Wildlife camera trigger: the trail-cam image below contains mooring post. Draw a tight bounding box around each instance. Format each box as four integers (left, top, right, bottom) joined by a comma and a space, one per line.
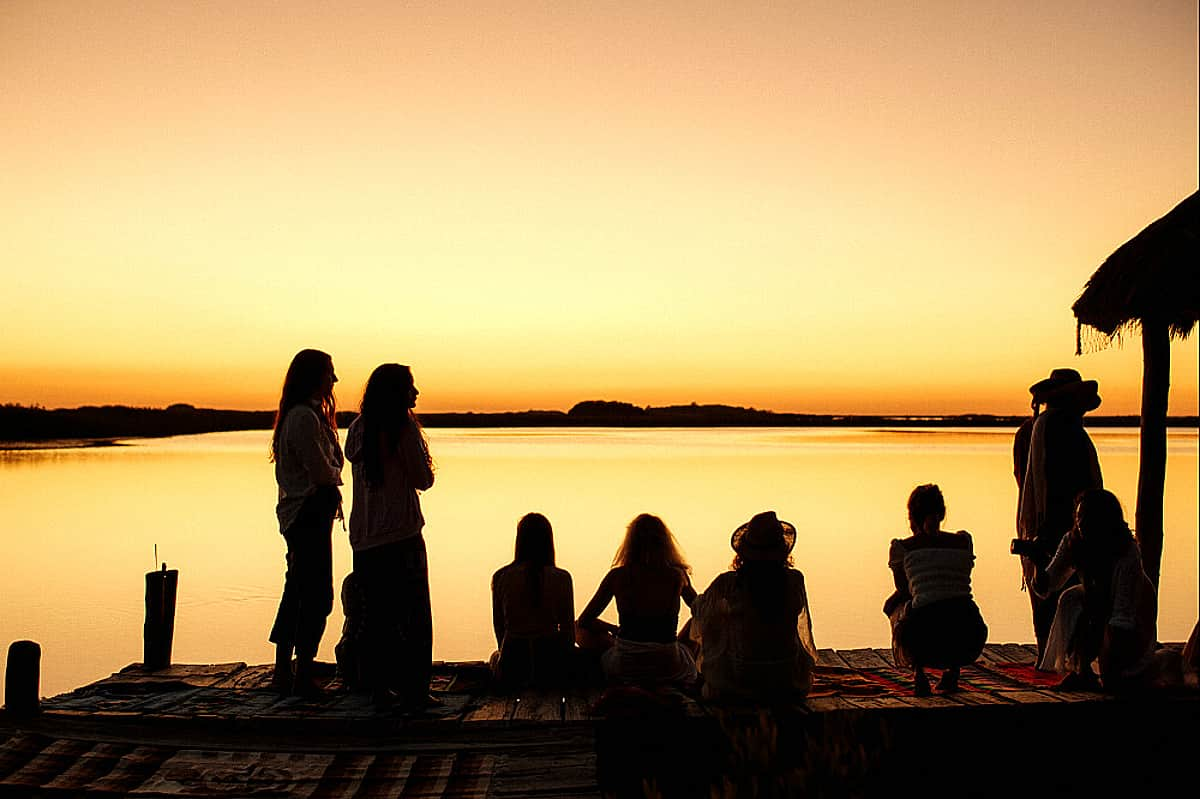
4, 640, 41, 717
144, 563, 179, 671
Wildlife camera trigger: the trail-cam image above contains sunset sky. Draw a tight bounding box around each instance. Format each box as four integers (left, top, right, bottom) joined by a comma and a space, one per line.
2, 1, 1196, 415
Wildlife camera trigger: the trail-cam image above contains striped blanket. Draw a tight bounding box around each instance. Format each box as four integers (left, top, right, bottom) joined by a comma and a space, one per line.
810, 661, 1061, 698
0, 733, 495, 798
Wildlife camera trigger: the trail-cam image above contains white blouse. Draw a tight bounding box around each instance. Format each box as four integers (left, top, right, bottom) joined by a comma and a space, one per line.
274, 402, 343, 533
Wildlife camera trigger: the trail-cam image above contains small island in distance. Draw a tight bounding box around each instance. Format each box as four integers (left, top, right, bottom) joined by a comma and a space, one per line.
2, 400, 1196, 447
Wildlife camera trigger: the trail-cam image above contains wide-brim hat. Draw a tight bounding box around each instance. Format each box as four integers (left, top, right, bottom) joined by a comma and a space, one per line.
731, 511, 796, 561
1029, 368, 1101, 412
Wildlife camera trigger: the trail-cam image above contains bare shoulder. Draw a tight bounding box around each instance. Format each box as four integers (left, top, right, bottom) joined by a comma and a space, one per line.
600, 566, 623, 588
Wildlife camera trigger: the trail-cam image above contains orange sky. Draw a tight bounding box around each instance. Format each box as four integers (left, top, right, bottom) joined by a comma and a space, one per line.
1, 1, 1197, 415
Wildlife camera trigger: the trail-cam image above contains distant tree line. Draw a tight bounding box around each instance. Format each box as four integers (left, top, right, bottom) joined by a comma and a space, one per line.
0, 403, 273, 442
1, 401, 1195, 443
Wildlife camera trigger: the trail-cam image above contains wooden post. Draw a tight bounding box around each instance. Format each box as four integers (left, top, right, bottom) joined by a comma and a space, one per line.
1136, 319, 1170, 593
4, 640, 41, 716
144, 564, 179, 671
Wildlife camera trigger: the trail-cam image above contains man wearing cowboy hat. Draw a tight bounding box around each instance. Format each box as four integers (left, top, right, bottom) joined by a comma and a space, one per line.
1017, 368, 1104, 661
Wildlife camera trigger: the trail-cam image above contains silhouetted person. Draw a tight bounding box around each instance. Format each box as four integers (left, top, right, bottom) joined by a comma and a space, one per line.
1013, 384, 1051, 495
577, 514, 698, 687
490, 513, 576, 689
884, 484, 987, 696
1033, 490, 1156, 691
1017, 368, 1103, 661
334, 572, 367, 691
345, 363, 436, 711
688, 511, 817, 703
269, 348, 343, 697
1012, 381, 1044, 636
1183, 621, 1200, 687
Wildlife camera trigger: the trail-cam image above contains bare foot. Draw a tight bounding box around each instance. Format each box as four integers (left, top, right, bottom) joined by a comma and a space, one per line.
271, 663, 293, 695
1055, 669, 1100, 692
914, 671, 932, 697
292, 675, 325, 699
291, 662, 324, 699
936, 669, 960, 693
372, 687, 399, 711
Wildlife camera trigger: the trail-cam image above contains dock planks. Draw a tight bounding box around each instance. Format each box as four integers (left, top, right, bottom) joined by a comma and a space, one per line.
19, 643, 1185, 728
3, 643, 1194, 798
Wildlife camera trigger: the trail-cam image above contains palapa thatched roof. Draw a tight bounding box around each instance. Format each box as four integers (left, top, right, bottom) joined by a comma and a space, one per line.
1072, 190, 1200, 353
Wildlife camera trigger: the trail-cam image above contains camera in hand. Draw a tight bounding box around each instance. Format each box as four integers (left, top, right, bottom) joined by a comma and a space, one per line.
1010, 538, 1039, 557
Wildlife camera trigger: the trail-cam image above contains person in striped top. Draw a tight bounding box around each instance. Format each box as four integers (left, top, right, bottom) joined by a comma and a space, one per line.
884, 484, 988, 696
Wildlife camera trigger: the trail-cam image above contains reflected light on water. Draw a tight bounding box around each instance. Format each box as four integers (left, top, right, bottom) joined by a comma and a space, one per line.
2, 427, 1196, 697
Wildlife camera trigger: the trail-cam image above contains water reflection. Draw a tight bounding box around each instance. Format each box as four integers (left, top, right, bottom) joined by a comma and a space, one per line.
2, 427, 1195, 697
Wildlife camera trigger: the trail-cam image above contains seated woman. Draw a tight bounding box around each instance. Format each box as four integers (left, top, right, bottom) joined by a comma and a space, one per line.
884, 484, 988, 696
333, 572, 367, 691
577, 513, 698, 687
1185, 621, 1200, 684
689, 511, 817, 703
490, 513, 575, 688
1035, 489, 1157, 691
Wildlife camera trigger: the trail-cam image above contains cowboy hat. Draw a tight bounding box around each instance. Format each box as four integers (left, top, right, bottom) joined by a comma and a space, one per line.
731, 511, 796, 561
1029, 368, 1101, 411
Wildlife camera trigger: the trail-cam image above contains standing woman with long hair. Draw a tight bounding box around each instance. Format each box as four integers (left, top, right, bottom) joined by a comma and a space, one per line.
269, 349, 344, 697
577, 514, 698, 687
344, 363, 436, 709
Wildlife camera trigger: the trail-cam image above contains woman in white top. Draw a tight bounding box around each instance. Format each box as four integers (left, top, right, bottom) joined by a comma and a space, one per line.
344, 363, 436, 709
269, 348, 344, 697
884, 484, 987, 696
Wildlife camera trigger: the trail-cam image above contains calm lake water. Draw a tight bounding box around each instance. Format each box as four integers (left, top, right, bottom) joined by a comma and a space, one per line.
2, 426, 1197, 697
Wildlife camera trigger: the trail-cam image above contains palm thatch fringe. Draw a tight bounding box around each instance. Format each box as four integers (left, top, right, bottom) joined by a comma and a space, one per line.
1071, 191, 1199, 353
1074, 321, 1132, 356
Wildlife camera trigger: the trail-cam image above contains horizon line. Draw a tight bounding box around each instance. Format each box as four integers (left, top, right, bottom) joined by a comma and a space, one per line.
5, 400, 1197, 423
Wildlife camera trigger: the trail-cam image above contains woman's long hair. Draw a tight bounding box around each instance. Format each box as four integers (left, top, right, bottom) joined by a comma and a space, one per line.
1069, 489, 1135, 572
271, 349, 336, 462
358, 363, 431, 486
1068, 488, 1135, 627
513, 512, 556, 606
734, 560, 790, 622
612, 514, 690, 573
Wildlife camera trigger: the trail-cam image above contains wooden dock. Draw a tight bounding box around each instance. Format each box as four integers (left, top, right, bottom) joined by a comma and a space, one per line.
2, 643, 1196, 797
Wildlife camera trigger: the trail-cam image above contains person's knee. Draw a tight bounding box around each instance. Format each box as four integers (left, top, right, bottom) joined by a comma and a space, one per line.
302, 587, 334, 618
1058, 585, 1085, 612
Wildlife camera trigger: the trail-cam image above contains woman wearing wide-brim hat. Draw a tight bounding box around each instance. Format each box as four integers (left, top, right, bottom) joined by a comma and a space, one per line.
688, 511, 817, 702
1017, 367, 1104, 661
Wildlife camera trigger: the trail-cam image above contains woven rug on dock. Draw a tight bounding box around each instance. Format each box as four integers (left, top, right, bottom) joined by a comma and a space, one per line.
0, 732, 495, 798
810, 660, 1061, 699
